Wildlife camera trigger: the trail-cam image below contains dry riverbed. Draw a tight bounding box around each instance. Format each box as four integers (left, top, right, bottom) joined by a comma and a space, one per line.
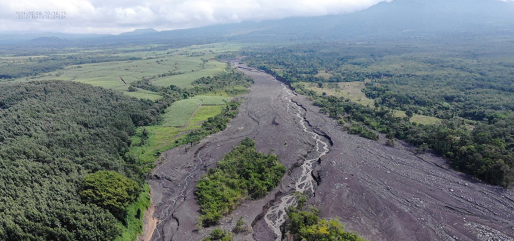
144, 61, 514, 241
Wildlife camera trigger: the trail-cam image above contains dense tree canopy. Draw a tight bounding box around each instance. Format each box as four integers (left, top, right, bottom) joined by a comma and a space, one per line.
284, 195, 366, 241
0, 56, 254, 239
0, 81, 158, 240
80, 171, 140, 221
195, 138, 286, 227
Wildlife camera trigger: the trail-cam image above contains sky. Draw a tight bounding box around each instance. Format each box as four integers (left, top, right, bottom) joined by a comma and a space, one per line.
0, 0, 394, 34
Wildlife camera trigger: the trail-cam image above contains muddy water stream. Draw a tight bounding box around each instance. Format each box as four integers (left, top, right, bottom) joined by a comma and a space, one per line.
264, 84, 330, 240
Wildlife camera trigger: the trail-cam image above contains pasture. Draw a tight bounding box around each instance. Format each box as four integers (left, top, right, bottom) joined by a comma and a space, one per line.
299, 81, 441, 125
8, 42, 242, 99
299, 81, 375, 106
128, 99, 227, 167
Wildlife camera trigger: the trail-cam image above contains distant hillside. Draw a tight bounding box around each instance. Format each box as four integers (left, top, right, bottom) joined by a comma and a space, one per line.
122, 0, 514, 42
119, 28, 159, 36
2, 0, 513, 46
0, 33, 107, 45
30, 36, 65, 43
220, 0, 514, 41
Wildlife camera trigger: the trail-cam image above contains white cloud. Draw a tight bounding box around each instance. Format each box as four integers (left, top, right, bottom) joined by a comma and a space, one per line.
0, 0, 390, 34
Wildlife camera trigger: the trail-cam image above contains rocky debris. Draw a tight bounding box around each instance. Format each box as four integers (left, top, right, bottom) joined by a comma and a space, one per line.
311, 163, 322, 187
145, 62, 514, 241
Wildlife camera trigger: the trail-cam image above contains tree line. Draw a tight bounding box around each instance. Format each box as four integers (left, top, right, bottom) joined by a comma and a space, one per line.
0, 55, 142, 79
0, 81, 158, 240
0, 66, 254, 240
243, 40, 514, 187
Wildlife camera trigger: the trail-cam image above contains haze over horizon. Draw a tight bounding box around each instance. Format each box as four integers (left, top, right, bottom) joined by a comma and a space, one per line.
0, 0, 513, 37
1, 0, 510, 35
0, 0, 390, 35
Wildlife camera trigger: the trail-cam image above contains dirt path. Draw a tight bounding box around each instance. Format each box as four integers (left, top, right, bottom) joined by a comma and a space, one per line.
139, 200, 158, 241
145, 61, 514, 241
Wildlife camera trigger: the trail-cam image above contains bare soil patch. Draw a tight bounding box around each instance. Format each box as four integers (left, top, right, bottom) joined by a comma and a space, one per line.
139, 200, 158, 241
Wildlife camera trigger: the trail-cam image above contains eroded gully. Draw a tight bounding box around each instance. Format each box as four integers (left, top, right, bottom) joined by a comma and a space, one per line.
145, 61, 514, 241
264, 83, 330, 240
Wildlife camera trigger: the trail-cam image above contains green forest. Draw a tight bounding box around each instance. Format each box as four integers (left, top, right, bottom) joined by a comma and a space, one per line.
0, 55, 142, 79
244, 39, 514, 187
195, 138, 286, 227
0, 81, 157, 240
0, 60, 252, 240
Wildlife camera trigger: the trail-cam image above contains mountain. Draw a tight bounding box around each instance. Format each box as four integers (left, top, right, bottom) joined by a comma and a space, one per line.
0, 32, 108, 45
218, 0, 514, 41
30, 36, 65, 43
118, 28, 159, 36
2, 0, 513, 46
123, 0, 513, 43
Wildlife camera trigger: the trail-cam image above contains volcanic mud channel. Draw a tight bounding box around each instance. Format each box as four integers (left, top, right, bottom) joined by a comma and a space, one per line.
146, 62, 514, 241
264, 84, 330, 240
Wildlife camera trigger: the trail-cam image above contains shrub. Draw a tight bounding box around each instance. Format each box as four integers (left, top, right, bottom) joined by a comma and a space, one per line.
80, 171, 140, 221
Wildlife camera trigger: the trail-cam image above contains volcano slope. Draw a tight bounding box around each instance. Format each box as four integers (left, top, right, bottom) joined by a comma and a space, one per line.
146, 62, 514, 241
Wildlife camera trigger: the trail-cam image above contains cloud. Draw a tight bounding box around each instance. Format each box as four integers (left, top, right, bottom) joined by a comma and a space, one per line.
0, 0, 392, 34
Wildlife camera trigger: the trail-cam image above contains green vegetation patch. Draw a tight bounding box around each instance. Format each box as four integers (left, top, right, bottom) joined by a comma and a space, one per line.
115, 184, 151, 241
410, 115, 441, 125
80, 171, 139, 221
127, 101, 241, 170
346, 122, 379, 141
5, 43, 237, 97
124, 89, 162, 101
202, 228, 232, 241
246, 42, 514, 187
192, 95, 230, 105
284, 195, 366, 241
152, 67, 226, 88
195, 138, 286, 227
191, 106, 224, 124
298, 81, 374, 107
0, 81, 159, 241
162, 98, 203, 127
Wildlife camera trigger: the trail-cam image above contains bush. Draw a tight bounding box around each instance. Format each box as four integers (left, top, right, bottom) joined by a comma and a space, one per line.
195, 138, 286, 226
80, 171, 140, 221
386, 138, 396, 147
202, 228, 232, 241
233, 218, 248, 233
284, 195, 366, 241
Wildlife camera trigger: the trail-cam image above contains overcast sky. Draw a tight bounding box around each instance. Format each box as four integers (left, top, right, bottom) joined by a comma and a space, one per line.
2, 0, 514, 35
0, 0, 397, 34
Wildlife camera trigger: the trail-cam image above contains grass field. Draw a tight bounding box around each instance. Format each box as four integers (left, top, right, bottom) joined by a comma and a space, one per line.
190, 106, 224, 123
299, 81, 375, 106
161, 98, 203, 127
191, 95, 229, 105
160, 95, 229, 127
123, 88, 162, 101
336, 81, 375, 106
8, 42, 243, 100
15, 56, 226, 91
394, 110, 441, 125
127, 101, 226, 167
151, 67, 226, 88
299, 81, 441, 125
